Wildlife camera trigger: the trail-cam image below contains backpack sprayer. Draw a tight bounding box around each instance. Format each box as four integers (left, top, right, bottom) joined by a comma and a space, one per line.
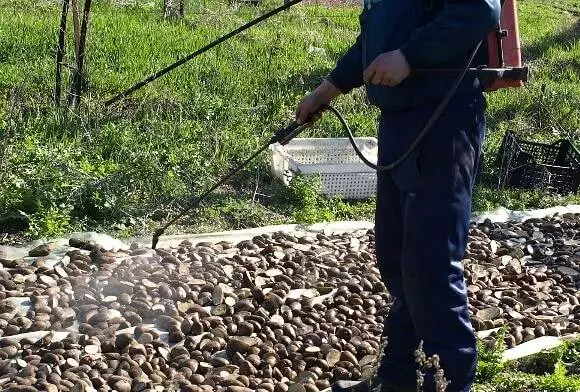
103, 0, 528, 249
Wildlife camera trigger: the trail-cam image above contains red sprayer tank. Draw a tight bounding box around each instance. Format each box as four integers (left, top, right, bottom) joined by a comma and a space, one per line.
412, 0, 529, 91
485, 0, 525, 91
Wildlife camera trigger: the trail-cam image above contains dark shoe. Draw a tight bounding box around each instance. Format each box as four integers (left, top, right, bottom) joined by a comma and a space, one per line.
331, 379, 371, 392
331, 377, 415, 392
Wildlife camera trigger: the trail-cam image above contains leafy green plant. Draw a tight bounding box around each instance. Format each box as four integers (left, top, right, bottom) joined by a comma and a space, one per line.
475, 326, 508, 383
474, 339, 580, 392
512, 344, 568, 376
561, 339, 580, 376
472, 185, 580, 213
287, 174, 336, 223
23, 206, 73, 238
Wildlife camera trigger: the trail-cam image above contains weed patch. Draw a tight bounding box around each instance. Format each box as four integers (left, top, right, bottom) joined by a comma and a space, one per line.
473, 336, 580, 392
0, 0, 578, 242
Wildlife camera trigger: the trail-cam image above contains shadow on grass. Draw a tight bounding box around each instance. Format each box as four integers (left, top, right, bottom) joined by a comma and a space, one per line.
549, 57, 580, 80
522, 20, 580, 62
486, 99, 531, 131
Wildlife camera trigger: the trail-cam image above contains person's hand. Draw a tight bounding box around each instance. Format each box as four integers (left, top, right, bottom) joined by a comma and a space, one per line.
363, 49, 410, 87
295, 80, 341, 125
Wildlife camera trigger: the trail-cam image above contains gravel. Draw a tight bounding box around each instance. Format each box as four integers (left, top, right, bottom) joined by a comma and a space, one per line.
0, 213, 577, 391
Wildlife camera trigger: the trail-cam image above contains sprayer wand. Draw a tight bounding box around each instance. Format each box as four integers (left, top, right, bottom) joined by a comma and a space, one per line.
105, 0, 307, 107
151, 120, 309, 248
151, 42, 484, 248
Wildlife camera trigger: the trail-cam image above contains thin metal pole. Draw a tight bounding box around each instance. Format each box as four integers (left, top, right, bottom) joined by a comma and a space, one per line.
151, 144, 269, 249
71, 0, 92, 107
67, 0, 81, 105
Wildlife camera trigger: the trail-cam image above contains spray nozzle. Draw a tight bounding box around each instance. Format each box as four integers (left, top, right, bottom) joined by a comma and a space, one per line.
269, 108, 326, 146
269, 121, 307, 146
151, 227, 165, 249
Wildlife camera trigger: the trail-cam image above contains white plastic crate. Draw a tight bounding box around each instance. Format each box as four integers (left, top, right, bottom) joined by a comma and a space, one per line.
269, 137, 378, 199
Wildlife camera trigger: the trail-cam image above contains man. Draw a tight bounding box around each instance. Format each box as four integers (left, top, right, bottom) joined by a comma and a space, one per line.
295, 0, 501, 391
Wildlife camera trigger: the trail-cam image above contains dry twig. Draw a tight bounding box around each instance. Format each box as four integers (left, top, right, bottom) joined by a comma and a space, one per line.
55, 0, 70, 106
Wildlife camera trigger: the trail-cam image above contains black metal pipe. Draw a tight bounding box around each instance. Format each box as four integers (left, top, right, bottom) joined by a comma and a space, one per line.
150, 119, 310, 248
412, 67, 528, 81
151, 144, 269, 249
105, 0, 306, 107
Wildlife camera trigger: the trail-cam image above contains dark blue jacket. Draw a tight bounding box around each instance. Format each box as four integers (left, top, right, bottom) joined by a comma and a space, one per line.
326, 0, 501, 111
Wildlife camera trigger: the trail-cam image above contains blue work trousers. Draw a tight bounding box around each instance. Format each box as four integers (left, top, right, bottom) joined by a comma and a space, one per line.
374, 90, 486, 392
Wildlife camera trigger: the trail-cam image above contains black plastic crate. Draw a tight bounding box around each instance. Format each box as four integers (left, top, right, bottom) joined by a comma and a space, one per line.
495, 131, 580, 195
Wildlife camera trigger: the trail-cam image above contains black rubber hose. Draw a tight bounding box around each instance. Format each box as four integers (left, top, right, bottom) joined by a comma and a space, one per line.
328, 40, 482, 172
150, 41, 483, 247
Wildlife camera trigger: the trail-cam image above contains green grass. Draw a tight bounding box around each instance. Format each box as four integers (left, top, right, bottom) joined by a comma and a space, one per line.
0, 0, 578, 241
473, 335, 580, 392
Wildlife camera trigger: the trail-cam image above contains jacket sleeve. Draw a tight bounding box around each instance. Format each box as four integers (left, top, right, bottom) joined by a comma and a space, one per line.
400, 0, 501, 69
325, 33, 365, 94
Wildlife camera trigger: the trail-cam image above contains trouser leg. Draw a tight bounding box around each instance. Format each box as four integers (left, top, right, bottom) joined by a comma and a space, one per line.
374, 117, 420, 390
332, 114, 419, 392
376, 92, 486, 392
